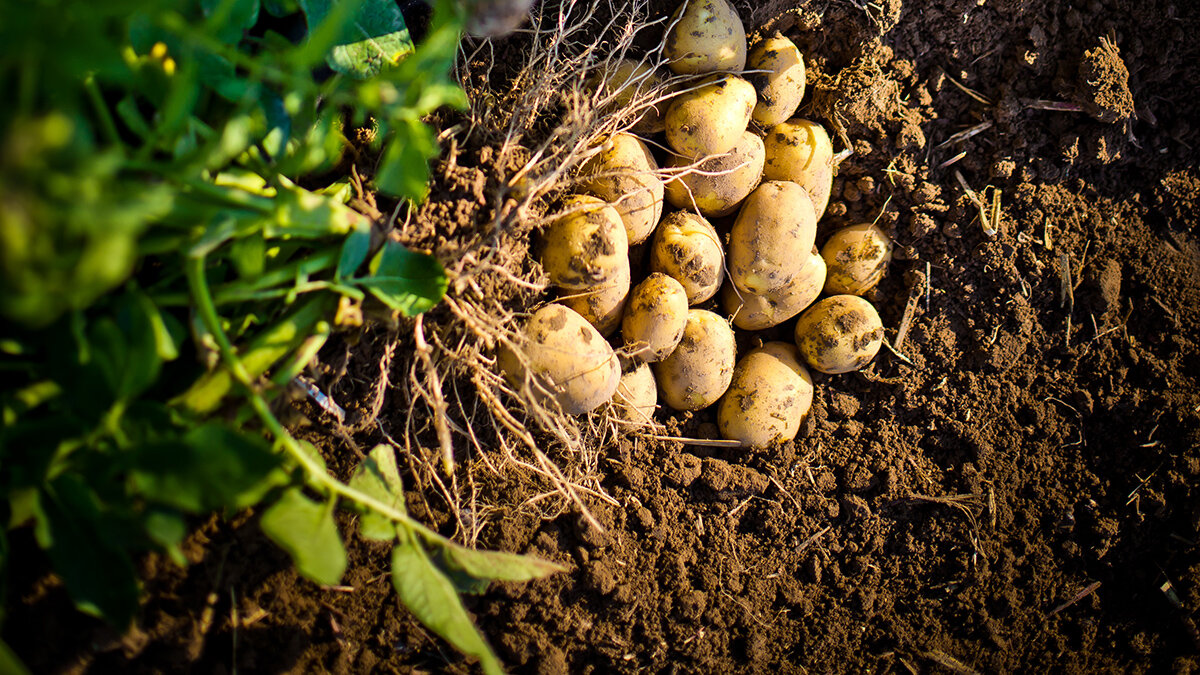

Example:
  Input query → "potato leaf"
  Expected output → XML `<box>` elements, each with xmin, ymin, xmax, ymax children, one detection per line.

<box><xmin>347</xmin><ymin>444</ymin><xmax>405</xmax><ymax>541</ymax></box>
<box><xmin>435</xmin><ymin>540</ymin><xmax>567</xmax><ymax>585</ymax></box>
<box><xmin>260</xmin><ymin>488</ymin><xmax>346</xmax><ymax>586</ymax></box>
<box><xmin>357</xmin><ymin>239</ymin><xmax>447</xmax><ymax>317</ymax></box>
<box><xmin>298</xmin><ymin>0</ymin><xmax>415</xmax><ymax>79</ymax></box>
<box><xmin>0</xmin><ymin>639</ymin><xmax>31</xmax><ymax>675</ymax></box>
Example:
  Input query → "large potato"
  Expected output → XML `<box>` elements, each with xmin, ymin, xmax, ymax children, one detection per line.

<box><xmin>728</xmin><ymin>181</ymin><xmax>818</xmax><ymax>295</ymax></box>
<box><xmin>663</xmin><ymin>0</ymin><xmax>746</xmax><ymax>75</ymax></box>
<box><xmin>763</xmin><ymin>119</ymin><xmax>834</xmax><ymax>219</ymax></box>
<box><xmin>748</xmin><ymin>35</ymin><xmax>806</xmax><ymax>128</ymax></box>
<box><xmin>654</xmin><ymin>309</ymin><xmax>737</xmax><ymax>411</ymax></box>
<box><xmin>664</xmin><ymin>75</ymin><xmax>756</xmax><ymax>159</ymax></box>
<box><xmin>663</xmin><ymin>130</ymin><xmax>764</xmax><ymax>217</ymax></box>
<box><xmin>539</xmin><ymin>195</ymin><xmax>629</xmax><ymax>290</ymax></box>
<box><xmin>820</xmin><ymin>223</ymin><xmax>893</xmax><ymax>295</ymax></box>
<box><xmin>649</xmin><ymin>211</ymin><xmax>725</xmax><ymax>305</ymax></box>
<box><xmin>611</xmin><ymin>362</ymin><xmax>657</xmax><ymax>424</ymax></box>
<box><xmin>559</xmin><ymin>260</ymin><xmax>629</xmax><ymax>336</ymax></box>
<box><xmin>793</xmin><ymin>295</ymin><xmax>884</xmax><ymax>374</ymax></box>
<box><xmin>590</xmin><ymin>58</ymin><xmax>668</xmax><ymax>135</ymax></box>
<box><xmin>721</xmin><ymin>251</ymin><xmax>826</xmax><ymax>330</ymax></box>
<box><xmin>578</xmin><ymin>133</ymin><xmax>665</xmax><ymax>245</ymax></box>
<box><xmin>717</xmin><ymin>342</ymin><xmax>814</xmax><ymax>448</ymax></box>
<box><xmin>622</xmin><ymin>273</ymin><xmax>689</xmax><ymax>362</ymax></box>
<box><xmin>498</xmin><ymin>304</ymin><xmax>621</xmax><ymax>414</ymax></box>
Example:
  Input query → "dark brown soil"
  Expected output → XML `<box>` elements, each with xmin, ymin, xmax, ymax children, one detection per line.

<box><xmin>7</xmin><ymin>0</ymin><xmax>1200</xmax><ymax>673</ymax></box>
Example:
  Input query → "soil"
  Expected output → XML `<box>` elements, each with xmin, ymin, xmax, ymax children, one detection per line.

<box><xmin>7</xmin><ymin>0</ymin><xmax>1200</xmax><ymax>673</ymax></box>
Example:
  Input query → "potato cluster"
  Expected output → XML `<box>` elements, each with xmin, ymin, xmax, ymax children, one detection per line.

<box><xmin>505</xmin><ymin>0</ymin><xmax>892</xmax><ymax>449</ymax></box>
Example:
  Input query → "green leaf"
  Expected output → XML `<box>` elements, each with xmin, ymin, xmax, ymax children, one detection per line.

<box><xmin>0</xmin><ymin>639</ymin><xmax>32</xmax><ymax>675</ymax></box>
<box><xmin>260</xmin><ymin>488</ymin><xmax>346</xmax><ymax>585</ymax></box>
<box><xmin>374</xmin><ymin>114</ymin><xmax>437</xmax><ymax>202</ymax></box>
<box><xmin>347</xmin><ymin>444</ymin><xmax>404</xmax><ymax>541</ymax></box>
<box><xmin>435</xmin><ymin>541</ymin><xmax>566</xmax><ymax>585</ymax></box>
<box><xmin>201</xmin><ymin>0</ymin><xmax>262</xmax><ymax>44</ymax></box>
<box><xmin>336</xmin><ymin>226</ymin><xmax>373</xmax><ymax>280</ymax></box>
<box><xmin>391</xmin><ymin>530</ymin><xmax>503</xmax><ymax>675</ymax></box>
<box><xmin>299</xmin><ymin>0</ymin><xmax>415</xmax><ymax>79</ymax></box>
<box><xmin>357</xmin><ymin>240</ymin><xmax>447</xmax><ymax>316</ymax></box>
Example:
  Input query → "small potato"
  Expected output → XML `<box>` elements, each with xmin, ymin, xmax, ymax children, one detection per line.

<box><xmin>560</xmin><ymin>261</ymin><xmax>629</xmax><ymax>336</ymax></box>
<box><xmin>721</xmin><ymin>251</ymin><xmax>826</xmax><ymax>330</ymax></box>
<box><xmin>763</xmin><ymin>119</ymin><xmax>834</xmax><ymax>219</ymax></box>
<box><xmin>663</xmin><ymin>130</ymin><xmax>764</xmax><ymax>217</ymax></box>
<box><xmin>622</xmin><ymin>273</ymin><xmax>689</xmax><ymax>362</ymax></box>
<box><xmin>717</xmin><ymin>342</ymin><xmax>814</xmax><ymax>448</ymax></box>
<box><xmin>611</xmin><ymin>362</ymin><xmax>657</xmax><ymax>424</ymax></box>
<box><xmin>728</xmin><ymin>181</ymin><xmax>818</xmax><ymax>295</ymax></box>
<box><xmin>654</xmin><ymin>309</ymin><xmax>737</xmax><ymax>411</ymax></box>
<box><xmin>539</xmin><ymin>194</ymin><xmax>629</xmax><ymax>290</ymax></box>
<box><xmin>589</xmin><ymin>59</ymin><xmax>668</xmax><ymax>135</ymax></box>
<box><xmin>498</xmin><ymin>304</ymin><xmax>621</xmax><ymax>414</ymax></box>
<box><xmin>663</xmin><ymin>0</ymin><xmax>747</xmax><ymax>75</ymax></box>
<box><xmin>820</xmin><ymin>223</ymin><xmax>893</xmax><ymax>295</ymax></box>
<box><xmin>578</xmin><ymin>133</ymin><xmax>665</xmax><ymax>245</ymax></box>
<box><xmin>748</xmin><ymin>35</ymin><xmax>806</xmax><ymax>128</ymax></box>
<box><xmin>665</xmin><ymin>75</ymin><xmax>756</xmax><ymax>159</ymax></box>
<box><xmin>793</xmin><ymin>295</ymin><xmax>884</xmax><ymax>374</ymax></box>
<box><xmin>649</xmin><ymin>211</ymin><xmax>725</xmax><ymax>305</ymax></box>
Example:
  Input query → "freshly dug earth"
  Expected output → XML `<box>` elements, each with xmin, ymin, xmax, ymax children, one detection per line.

<box><xmin>7</xmin><ymin>0</ymin><xmax>1200</xmax><ymax>672</ymax></box>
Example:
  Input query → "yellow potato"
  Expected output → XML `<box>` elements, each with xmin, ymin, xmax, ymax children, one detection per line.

<box><xmin>664</xmin><ymin>75</ymin><xmax>756</xmax><ymax>159</ymax></box>
<box><xmin>663</xmin><ymin>130</ymin><xmax>764</xmax><ymax>217</ymax></box>
<box><xmin>763</xmin><ymin>119</ymin><xmax>834</xmax><ymax>219</ymax></box>
<box><xmin>648</xmin><ymin>211</ymin><xmax>725</xmax><ymax>305</ymax></box>
<box><xmin>498</xmin><ymin>304</ymin><xmax>621</xmax><ymax>414</ymax></box>
<box><xmin>793</xmin><ymin>295</ymin><xmax>884</xmax><ymax>374</ymax></box>
<box><xmin>748</xmin><ymin>35</ymin><xmax>806</xmax><ymax>128</ymax></box>
<box><xmin>611</xmin><ymin>362</ymin><xmax>657</xmax><ymax>424</ymax></box>
<box><xmin>539</xmin><ymin>194</ymin><xmax>628</xmax><ymax>287</ymax></box>
<box><xmin>654</xmin><ymin>309</ymin><xmax>737</xmax><ymax>411</ymax></box>
<box><xmin>589</xmin><ymin>58</ymin><xmax>668</xmax><ymax>135</ymax></box>
<box><xmin>559</xmin><ymin>261</ymin><xmax>629</xmax><ymax>336</ymax></box>
<box><xmin>728</xmin><ymin>180</ymin><xmax>818</xmax><ymax>295</ymax></box>
<box><xmin>721</xmin><ymin>251</ymin><xmax>826</xmax><ymax>330</ymax></box>
<box><xmin>663</xmin><ymin>0</ymin><xmax>747</xmax><ymax>75</ymax></box>
<box><xmin>717</xmin><ymin>342</ymin><xmax>814</xmax><ymax>448</ymax></box>
<box><xmin>820</xmin><ymin>223</ymin><xmax>893</xmax><ymax>296</ymax></box>
<box><xmin>622</xmin><ymin>273</ymin><xmax>689</xmax><ymax>362</ymax></box>
<box><xmin>578</xmin><ymin>133</ymin><xmax>665</xmax><ymax>245</ymax></box>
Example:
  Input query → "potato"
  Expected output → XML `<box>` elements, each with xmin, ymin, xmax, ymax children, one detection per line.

<box><xmin>748</xmin><ymin>35</ymin><xmax>806</xmax><ymax>128</ymax></box>
<box><xmin>654</xmin><ymin>309</ymin><xmax>736</xmax><ymax>411</ymax></box>
<box><xmin>649</xmin><ymin>211</ymin><xmax>725</xmax><ymax>305</ymax></box>
<box><xmin>559</xmin><ymin>261</ymin><xmax>629</xmax><ymax>336</ymax></box>
<box><xmin>728</xmin><ymin>181</ymin><xmax>818</xmax><ymax>295</ymax></box>
<box><xmin>821</xmin><ymin>223</ymin><xmax>893</xmax><ymax>296</ymax></box>
<box><xmin>498</xmin><ymin>304</ymin><xmax>621</xmax><ymax>414</ymax></box>
<box><xmin>793</xmin><ymin>295</ymin><xmax>884</xmax><ymax>374</ymax></box>
<box><xmin>578</xmin><ymin>133</ymin><xmax>665</xmax><ymax>245</ymax></box>
<box><xmin>611</xmin><ymin>362</ymin><xmax>657</xmax><ymax>423</ymax></box>
<box><xmin>589</xmin><ymin>58</ymin><xmax>668</xmax><ymax>135</ymax></box>
<box><xmin>622</xmin><ymin>273</ymin><xmax>689</xmax><ymax>362</ymax></box>
<box><xmin>664</xmin><ymin>75</ymin><xmax>756</xmax><ymax>159</ymax></box>
<box><xmin>763</xmin><ymin>119</ymin><xmax>834</xmax><ymax>219</ymax></box>
<box><xmin>717</xmin><ymin>342</ymin><xmax>814</xmax><ymax>447</ymax></box>
<box><xmin>663</xmin><ymin>0</ymin><xmax>746</xmax><ymax>75</ymax></box>
<box><xmin>663</xmin><ymin>130</ymin><xmax>764</xmax><ymax>217</ymax></box>
<box><xmin>721</xmin><ymin>251</ymin><xmax>826</xmax><ymax>330</ymax></box>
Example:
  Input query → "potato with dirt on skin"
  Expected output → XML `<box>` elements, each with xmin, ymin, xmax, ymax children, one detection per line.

<box><xmin>665</xmin><ymin>75</ymin><xmax>757</xmax><ymax>159</ymax></box>
<box><xmin>649</xmin><ymin>211</ymin><xmax>725</xmax><ymax>305</ymax></box>
<box><xmin>611</xmin><ymin>362</ymin><xmax>657</xmax><ymax>424</ymax></box>
<box><xmin>748</xmin><ymin>34</ymin><xmax>806</xmax><ymax>128</ymax></box>
<box><xmin>663</xmin><ymin>130</ymin><xmax>764</xmax><ymax>217</ymax></box>
<box><xmin>498</xmin><ymin>304</ymin><xmax>621</xmax><ymax>415</ymax></box>
<box><xmin>728</xmin><ymin>180</ymin><xmax>818</xmax><ymax>295</ymax></box>
<box><xmin>763</xmin><ymin>119</ymin><xmax>835</xmax><ymax>219</ymax></box>
<box><xmin>820</xmin><ymin>223</ymin><xmax>893</xmax><ymax>296</ymax></box>
<box><xmin>663</xmin><ymin>0</ymin><xmax>747</xmax><ymax>75</ymax></box>
<box><xmin>793</xmin><ymin>295</ymin><xmax>884</xmax><ymax>374</ymax></box>
<box><xmin>722</xmin><ymin>251</ymin><xmax>826</xmax><ymax>330</ymax></box>
<box><xmin>622</xmin><ymin>273</ymin><xmax>689</xmax><ymax>362</ymax></box>
<box><xmin>578</xmin><ymin>133</ymin><xmax>664</xmax><ymax>245</ymax></box>
<box><xmin>654</xmin><ymin>309</ymin><xmax>737</xmax><ymax>411</ymax></box>
<box><xmin>559</xmin><ymin>260</ymin><xmax>630</xmax><ymax>336</ymax></box>
<box><xmin>589</xmin><ymin>59</ymin><xmax>669</xmax><ymax>136</ymax></box>
<box><xmin>717</xmin><ymin>342</ymin><xmax>814</xmax><ymax>448</ymax></box>
<box><xmin>539</xmin><ymin>194</ymin><xmax>628</xmax><ymax>290</ymax></box>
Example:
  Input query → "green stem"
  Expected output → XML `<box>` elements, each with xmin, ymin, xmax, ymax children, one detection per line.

<box><xmin>84</xmin><ymin>73</ymin><xmax>121</xmax><ymax>147</ymax></box>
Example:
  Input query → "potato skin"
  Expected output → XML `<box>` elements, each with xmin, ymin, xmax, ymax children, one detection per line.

<box><xmin>559</xmin><ymin>261</ymin><xmax>629</xmax><ymax>336</ymax></box>
<box><xmin>611</xmin><ymin>361</ymin><xmax>657</xmax><ymax>423</ymax></box>
<box><xmin>654</xmin><ymin>309</ymin><xmax>737</xmax><ymax>411</ymax></box>
<box><xmin>665</xmin><ymin>75</ymin><xmax>756</xmax><ymax>159</ymax></box>
<box><xmin>763</xmin><ymin>119</ymin><xmax>834</xmax><ymax>219</ymax></box>
<box><xmin>590</xmin><ymin>59</ymin><xmax>668</xmax><ymax>135</ymax></box>
<box><xmin>748</xmin><ymin>35</ymin><xmax>806</xmax><ymax>128</ymax></box>
<box><xmin>663</xmin><ymin>130</ymin><xmax>764</xmax><ymax>217</ymax></box>
<box><xmin>820</xmin><ymin>223</ymin><xmax>893</xmax><ymax>296</ymax></box>
<box><xmin>649</xmin><ymin>211</ymin><xmax>725</xmax><ymax>305</ymax></box>
<box><xmin>498</xmin><ymin>304</ymin><xmax>621</xmax><ymax>414</ymax></box>
<box><xmin>540</xmin><ymin>195</ymin><xmax>629</xmax><ymax>290</ymax></box>
<box><xmin>721</xmin><ymin>251</ymin><xmax>826</xmax><ymax>330</ymax></box>
<box><xmin>622</xmin><ymin>273</ymin><xmax>689</xmax><ymax>362</ymax></box>
<box><xmin>717</xmin><ymin>342</ymin><xmax>814</xmax><ymax>447</ymax></box>
<box><xmin>664</xmin><ymin>0</ymin><xmax>747</xmax><ymax>75</ymax></box>
<box><xmin>728</xmin><ymin>181</ymin><xmax>818</xmax><ymax>295</ymax></box>
<box><xmin>579</xmin><ymin>133</ymin><xmax>665</xmax><ymax>245</ymax></box>
<box><xmin>793</xmin><ymin>295</ymin><xmax>884</xmax><ymax>374</ymax></box>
